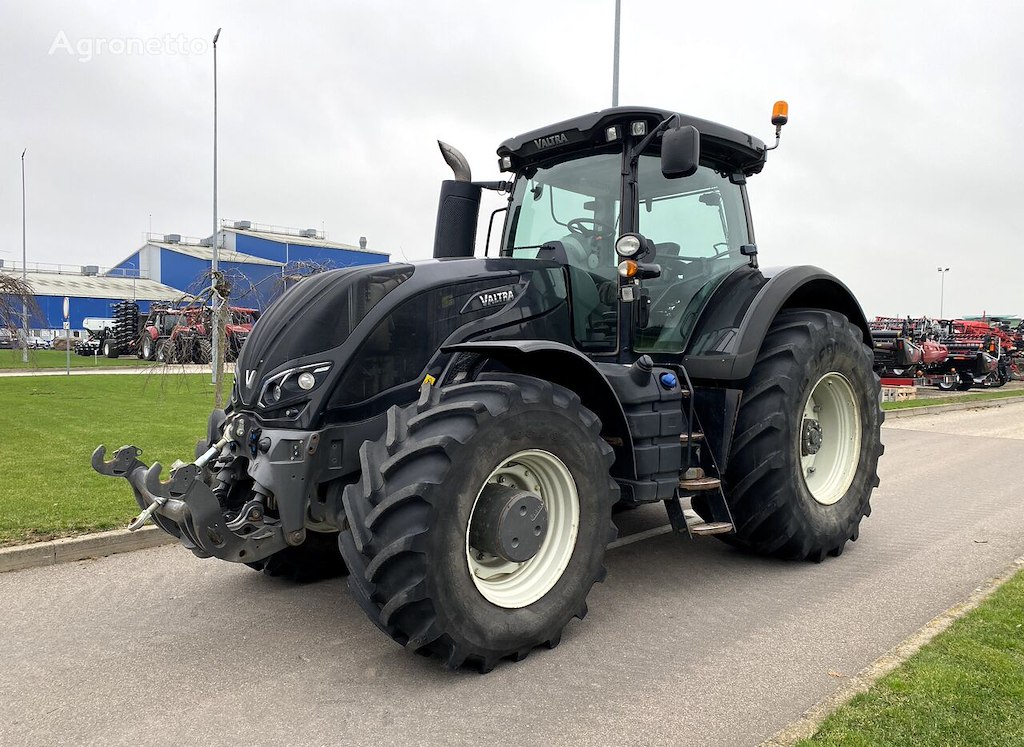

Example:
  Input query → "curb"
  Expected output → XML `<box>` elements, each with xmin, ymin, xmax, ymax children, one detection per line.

<box><xmin>0</xmin><ymin>526</ymin><xmax>176</xmax><ymax>574</ymax></box>
<box><xmin>760</xmin><ymin>552</ymin><xmax>1024</xmax><ymax>746</ymax></box>
<box><xmin>884</xmin><ymin>396</ymin><xmax>1024</xmax><ymax>419</ymax></box>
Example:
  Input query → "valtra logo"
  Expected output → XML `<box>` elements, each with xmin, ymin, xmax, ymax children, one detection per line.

<box><xmin>477</xmin><ymin>289</ymin><xmax>516</xmax><ymax>307</ymax></box>
<box><xmin>532</xmin><ymin>133</ymin><xmax>568</xmax><ymax>149</ymax></box>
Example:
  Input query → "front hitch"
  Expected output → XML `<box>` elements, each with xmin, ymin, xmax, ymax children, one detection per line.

<box><xmin>91</xmin><ymin>439</ymin><xmax>288</xmax><ymax>563</ymax></box>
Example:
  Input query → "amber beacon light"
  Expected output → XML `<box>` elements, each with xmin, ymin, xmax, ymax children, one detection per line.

<box><xmin>771</xmin><ymin>100</ymin><xmax>789</xmax><ymax>127</ymax></box>
<box><xmin>766</xmin><ymin>100</ymin><xmax>789</xmax><ymax>151</ymax></box>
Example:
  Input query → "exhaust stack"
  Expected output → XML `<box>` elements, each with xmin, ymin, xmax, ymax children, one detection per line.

<box><xmin>432</xmin><ymin>141</ymin><xmax>481</xmax><ymax>259</ymax></box>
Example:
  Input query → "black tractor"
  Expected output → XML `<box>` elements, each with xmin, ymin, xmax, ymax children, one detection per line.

<box><xmin>94</xmin><ymin>103</ymin><xmax>883</xmax><ymax>671</ymax></box>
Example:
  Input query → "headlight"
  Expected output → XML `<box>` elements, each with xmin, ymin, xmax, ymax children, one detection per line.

<box><xmin>615</xmin><ymin>234</ymin><xmax>642</xmax><ymax>257</ymax></box>
<box><xmin>257</xmin><ymin>362</ymin><xmax>332</xmax><ymax>408</ymax></box>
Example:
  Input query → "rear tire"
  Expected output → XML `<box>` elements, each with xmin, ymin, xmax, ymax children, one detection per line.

<box><xmin>196</xmin><ymin>338</ymin><xmax>212</xmax><ymax>364</ymax></box>
<box><xmin>338</xmin><ymin>373</ymin><xmax>618</xmax><ymax>671</ymax></box>
<box><xmin>718</xmin><ymin>310</ymin><xmax>883</xmax><ymax>561</ymax></box>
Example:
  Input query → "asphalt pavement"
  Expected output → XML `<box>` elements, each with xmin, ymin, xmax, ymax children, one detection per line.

<box><xmin>1</xmin><ymin>401</ymin><xmax>1022</xmax><ymax>746</ymax></box>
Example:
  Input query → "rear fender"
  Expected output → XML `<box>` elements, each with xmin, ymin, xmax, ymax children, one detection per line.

<box><xmin>683</xmin><ymin>265</ymin><xmax>871</xmax><ymax>381</ymax></box>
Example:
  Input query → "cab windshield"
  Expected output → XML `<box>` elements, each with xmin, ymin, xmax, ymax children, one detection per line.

<box><xmin>501</xmin><ymin>147</ymin><xmax>752</xmax><ymax>354</ymax></box>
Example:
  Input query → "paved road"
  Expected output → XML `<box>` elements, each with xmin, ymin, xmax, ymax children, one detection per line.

<box><xmin>2</xmin><ymin>403</ymin><xmax>1023</xmax><ymax>747</ymax></box>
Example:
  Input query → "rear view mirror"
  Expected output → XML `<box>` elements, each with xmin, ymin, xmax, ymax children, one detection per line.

<box><xmin>661</xmin><ymin>125</ymin><xmax>700</xmax><ymax>179</ymax></box>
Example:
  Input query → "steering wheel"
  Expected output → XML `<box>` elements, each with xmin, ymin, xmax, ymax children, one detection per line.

<box><xmin>566</xmin><ymin>218</ymin><xmax>609</xmax><ymax>238</ymax></box>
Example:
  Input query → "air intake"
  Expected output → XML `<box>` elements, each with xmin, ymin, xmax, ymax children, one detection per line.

<box><xmin>299</xmin><ymin>229</ymin><xmax>318</xmax><ymax>238</ymax></box>
<box><xmin>82</xmin><ymin>265</ymin><xmax>99</xmax><ymax>276</ymax></box>
<box><xmin>233</xmin><ymin>220</ymin><xmax>252</xmax><ymax>230</ymax></box>
<box><xmin>163</xmin><ymin>234</ymin><xmax>181</xmax><ymax>244</ymax></box>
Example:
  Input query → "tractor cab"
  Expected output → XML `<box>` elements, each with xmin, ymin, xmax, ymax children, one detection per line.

<box><xmin>493</xmin><ymin>107</ymin><xmax>766</xmax><ymax>357</ymax></box>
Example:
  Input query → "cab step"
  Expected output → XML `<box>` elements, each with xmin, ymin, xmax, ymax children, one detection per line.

<box><xmin>686</xmin><ymin>521</ymin><xmax>734</xmax><ymax>536</ymax></box>
<box><xmin>678</xmin><ymin>476</ymin><xmax>721</xmax><ymax>491</ymax></box>
<box><xmin>663</xmin><ymin>496</ymin><xmax>735</xmax><ymax>538</ymax></box>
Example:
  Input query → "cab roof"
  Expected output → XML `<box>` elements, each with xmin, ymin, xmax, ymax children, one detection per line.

<box><xmin>497</xmin><ymin>106</ymin><xmax>767</xmax><ymax>176</ymax></box>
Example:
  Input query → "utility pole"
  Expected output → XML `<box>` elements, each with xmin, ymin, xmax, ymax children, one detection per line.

<box><xmin>612</xmin><ymin>0</ymin><xmax>621</xmax><ymax>107</ymax></box>
<box><xmin>21</xmin><ymin>148</ymin><xmax>28</xmax><ymax>364</ymax></box>
<box><xmin>211</xmin><ymin>27</ymin><xmax>225</xmax><ymax>406</ymax></box>
<box><xmin>937</xmin><ymin>267</ymin><xmax>950</xmax><ymax>318</ymax></box>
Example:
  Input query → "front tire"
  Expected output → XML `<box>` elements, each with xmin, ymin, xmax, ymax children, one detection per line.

<box><xmin>338</xmin><ymin>374</ymin><xmax>618</xmax><ymax>671</ymax></box>
<box><xmin>156</xmin><ymin>339</ymin><xmax>174</xmax><ymax>364</ymax></box>
<box><xmin>719</xmin><ymin>310</ymin><xmax>883</xmax><ymax>561</ymax></box>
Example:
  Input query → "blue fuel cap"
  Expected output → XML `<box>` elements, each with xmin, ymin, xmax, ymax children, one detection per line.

<box><xmin>659</xmin><ymin>372</ymin><xmax>678</xmax><ymax>389</ymax></box>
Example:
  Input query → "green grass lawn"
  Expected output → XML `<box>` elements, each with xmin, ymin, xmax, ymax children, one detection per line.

<box><xmin>799</xmin><ymin>568</ymin><xmax>1024</xmax><ymax>746</ymax></box>
<box><xmin>882</xmin><ymin>388</ymin><xmax>1024</xmax><ymax>410</ymax></box>
<box><xmin>0</xmin><ymin>373</ymin><xmax>228</xmax><ymax>545</ymax></box>
<box><xmin>0</xmin><ymin>348</ymin><xmax>155</xmax><ymax>370</ymax></box>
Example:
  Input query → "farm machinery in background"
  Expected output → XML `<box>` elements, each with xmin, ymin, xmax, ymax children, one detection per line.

<box><xmin>870</xmin><ymin>316</ymin><xmax>1020</xmax><ymax>389</ymax></box>
<box><xmin>97</xmin><ymin>300</ymin><xmax>259</xmax><ymax>363</ymax></box>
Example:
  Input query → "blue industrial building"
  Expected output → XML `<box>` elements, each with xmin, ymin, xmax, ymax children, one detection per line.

<box><xmin>4</xmin><ymin>222</ymin><xmax>389</xmax><ymax>341</ymax></box>
<box><xmin>1</xmin><ymin>266</ymin><xmax>183</xmax><ymax>341</ymax></box>
<box><xmin>110</xmin><ymin>222</ymin><xmax>389</xmax><ymax>309</ymax></box>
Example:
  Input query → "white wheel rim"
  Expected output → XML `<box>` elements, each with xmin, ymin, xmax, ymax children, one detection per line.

<box><xmin>800</xmin><ymin>372</ymin><xmax>861</xmax><ymax>506</ymax></box>
<box><xmin>466</xmin><ymin>449</ymin><xmax>579</xmax><ymax>609</ymax></box>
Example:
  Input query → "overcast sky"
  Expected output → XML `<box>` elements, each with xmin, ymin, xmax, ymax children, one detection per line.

<box><xmin>2</xmin><ymin>0</ymin><xmax>1022</xmax><ymax>317</ymax></box>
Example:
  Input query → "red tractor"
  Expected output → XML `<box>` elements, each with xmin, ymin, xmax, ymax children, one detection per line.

<box><xmin>225</xmin><ymin>307</ymin><xmax>259</xmax><ymax>362</ymax></box>
<box><xmin>136</xmin><ymin>305</ymin><xmax>188</xmax><ymax>361</ymax></box>
<box><xmin>137</xmin><ymin>304</ymin><xmax>259</xmax><ymax>364</ymax></box>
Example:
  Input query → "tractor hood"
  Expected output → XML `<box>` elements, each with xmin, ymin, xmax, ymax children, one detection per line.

<box><xmin>233</xmin><ymin>264</ymin><xmax>415</xmax><ymax>412</ymax></box>
<box><xmin>232</xmin><ymin>259</ymin><xmax>572</xmax><ymax>430</ymax></box>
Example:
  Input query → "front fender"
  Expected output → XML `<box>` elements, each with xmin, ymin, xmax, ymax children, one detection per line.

<box><xmin>441</xmin><ymin>340</ymin><xmax>635</xmax><ymax>479</ymax></box>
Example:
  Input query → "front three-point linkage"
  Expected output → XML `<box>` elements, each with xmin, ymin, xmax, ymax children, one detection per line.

<box><xmin>91</xmin><ymin>431</ymin><xmax>287</xmax><ymax>562</ymax></box>
<box><xmin>123</xmin><ymin>435</ymin><xmax>231</xmax><ymax>531</ymax></box>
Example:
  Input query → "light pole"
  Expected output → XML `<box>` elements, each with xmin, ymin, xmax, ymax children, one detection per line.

<box><xmin>21</xmin><ymin>148</ymin><xmax>28</xmax><ymax>363</ymax></box>
<box><xmin>611</xmin><ymin>0</ymin><xmax>621</xmax><ymax>106</ymax></box>
<box><xmin>937</xmin><ymin>267</ymin><xmax>950</xmax><ymax>318</ymax></box>
<box><xmin>211</xmin><ymin>26</ymin><xmax>225</xmax><ymax>406</ymax></box>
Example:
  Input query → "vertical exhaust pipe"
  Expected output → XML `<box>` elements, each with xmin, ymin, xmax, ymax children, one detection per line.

<box><xmin>432</xmin><ymin>141</ymin><xmax>481</xmax><ymax>259</ymax></box>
